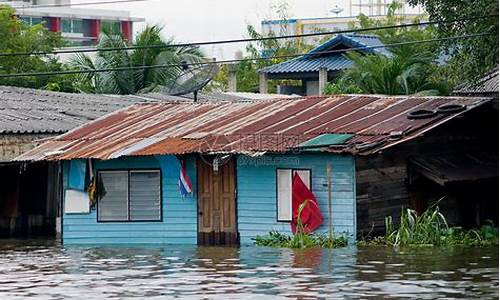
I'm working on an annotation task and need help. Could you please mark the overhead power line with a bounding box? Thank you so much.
[3,0,149,10]
[0,32,492,79]
[0,14,497,58]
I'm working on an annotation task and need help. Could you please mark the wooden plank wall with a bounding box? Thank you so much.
[62,155,198,244]
[355,105,499,236]
[355,152,408,236]
[236,153,357,244]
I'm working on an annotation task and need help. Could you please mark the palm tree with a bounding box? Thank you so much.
[338,47,450,96]
[70,25,204,94]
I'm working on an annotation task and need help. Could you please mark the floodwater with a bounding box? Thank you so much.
[0,240,497,299]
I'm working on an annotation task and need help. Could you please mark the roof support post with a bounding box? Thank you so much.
[318,67,328,96]
[227,63,237,92]
[259,72,268,94]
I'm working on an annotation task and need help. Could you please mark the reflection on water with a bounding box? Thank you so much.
[0,240,497,299]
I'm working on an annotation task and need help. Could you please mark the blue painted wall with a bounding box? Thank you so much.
[62,155,197,244]
[62,153,356,245]
[236,154,356,244]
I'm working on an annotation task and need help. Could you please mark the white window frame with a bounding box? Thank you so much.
[97,169,162,222]
[276,168,311,222]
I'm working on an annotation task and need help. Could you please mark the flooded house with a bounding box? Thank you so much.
[16,94,498,245]
[0,86,153,238]
[0,87,299,239]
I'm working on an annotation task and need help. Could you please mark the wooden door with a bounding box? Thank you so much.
[197,157,238,245]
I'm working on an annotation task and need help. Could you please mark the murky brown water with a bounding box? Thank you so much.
[0,240,497,299]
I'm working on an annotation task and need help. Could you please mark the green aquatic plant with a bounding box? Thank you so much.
[254,231,348,249]
[360,206,499,247]
[255,203,348,249]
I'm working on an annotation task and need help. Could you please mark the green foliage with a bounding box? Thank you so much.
[207,2,312,93]
[323,78,363,95]
[325,2,451,96]
[351,1,438,55]
[255,200,348,249]
[70,25,204,94]
[326,48,451,95]
[359,206,499,247]
[254,231,348,249]
[0,5,76,91]
[407,0,499,84]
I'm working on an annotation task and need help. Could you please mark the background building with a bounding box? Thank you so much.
[261,1,424,45]
[1,0,144,45]
[349,0,421,16]
[258,34,390,96]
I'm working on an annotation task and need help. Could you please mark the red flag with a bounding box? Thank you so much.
[291,172,323,234]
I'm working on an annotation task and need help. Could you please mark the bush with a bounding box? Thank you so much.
[255,200,348,249]
[254,231,348,249]
[359,206,499,247]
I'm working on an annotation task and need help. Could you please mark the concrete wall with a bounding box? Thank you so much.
[0,134,55,162]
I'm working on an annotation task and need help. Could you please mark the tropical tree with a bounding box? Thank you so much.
[349,1,438,56]
[407,0,499,84]
[70,25,204,94]
[0,5,75,91]
[325,47,450,95]
[324,1,451,96]
[206,1,313,93]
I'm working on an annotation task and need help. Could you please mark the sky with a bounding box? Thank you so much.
[74,0,420,59]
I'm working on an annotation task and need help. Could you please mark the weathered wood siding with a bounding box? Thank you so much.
[236,154,357,244]
[355,105,499,236]
[355,153,408,236]
[62,155,198,244]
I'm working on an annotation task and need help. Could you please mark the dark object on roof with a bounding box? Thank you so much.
[259,34,390,78]
[407,109,437,120]
[164,64,219,98]
[410,152,499,186]
[454,68,499,97]
[15,94,490,161]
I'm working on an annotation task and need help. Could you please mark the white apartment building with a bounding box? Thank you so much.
[1,0,144,45]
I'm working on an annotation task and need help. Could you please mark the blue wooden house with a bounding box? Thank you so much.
[17,95,495,245]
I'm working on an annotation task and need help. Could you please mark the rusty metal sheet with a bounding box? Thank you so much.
[14,95,492,161]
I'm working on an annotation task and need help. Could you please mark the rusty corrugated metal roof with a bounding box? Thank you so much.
[15,95,491,161]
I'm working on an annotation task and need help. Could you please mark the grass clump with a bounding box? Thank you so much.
[254,231,348,249]
[360,206,499,247]
[255,200,348,249]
